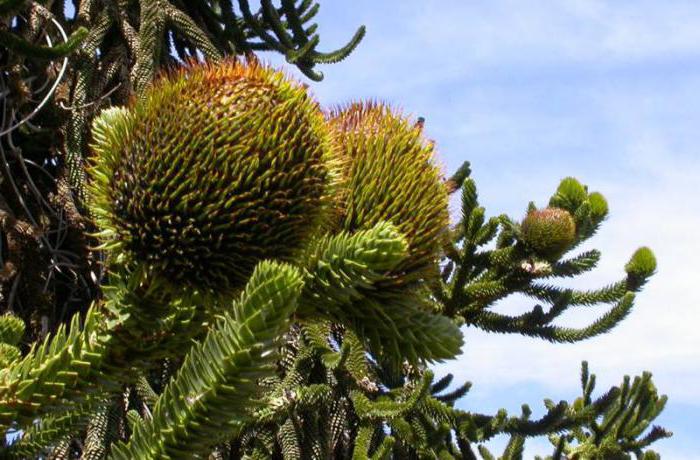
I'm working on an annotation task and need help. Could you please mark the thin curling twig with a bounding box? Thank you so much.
[0,17,70,137]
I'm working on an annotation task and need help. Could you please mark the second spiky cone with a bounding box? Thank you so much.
[328,102,450,283]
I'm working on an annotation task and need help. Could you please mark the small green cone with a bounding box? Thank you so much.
[521,207,576,260]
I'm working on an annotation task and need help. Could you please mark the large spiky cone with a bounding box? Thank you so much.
[328,102,450,282]
[89,60,335,293]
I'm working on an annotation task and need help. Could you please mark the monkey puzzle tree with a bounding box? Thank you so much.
[0,1,670,458]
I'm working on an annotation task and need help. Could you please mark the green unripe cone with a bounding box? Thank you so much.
[328,102,450,282]
[521,207,576,260]
[90,61,335,293]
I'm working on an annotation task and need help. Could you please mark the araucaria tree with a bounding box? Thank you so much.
[0,1,671,459]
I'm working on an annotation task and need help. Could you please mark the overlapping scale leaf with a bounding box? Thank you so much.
[0,313,25,346]
[299,222,463,364]
[0,308,108,428]
[110,261,303,459]
[0,343,21,369]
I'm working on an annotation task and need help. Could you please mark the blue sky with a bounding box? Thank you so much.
[267,1,700,457]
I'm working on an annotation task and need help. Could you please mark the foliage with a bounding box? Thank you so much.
[0,1,671,459]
